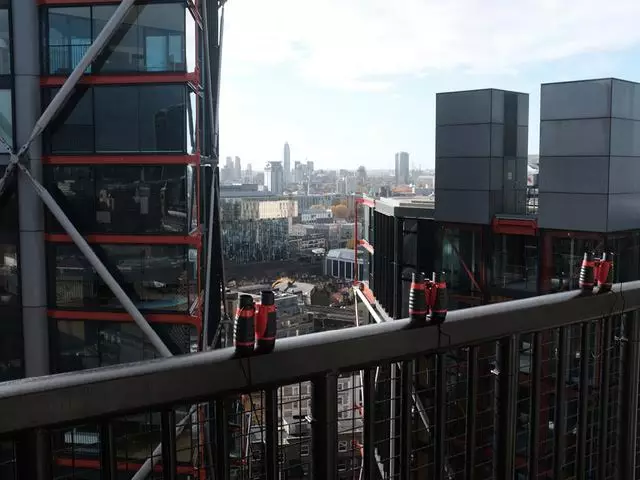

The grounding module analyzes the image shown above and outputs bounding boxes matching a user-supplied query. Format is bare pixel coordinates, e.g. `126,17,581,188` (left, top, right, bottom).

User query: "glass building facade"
26,1,204,476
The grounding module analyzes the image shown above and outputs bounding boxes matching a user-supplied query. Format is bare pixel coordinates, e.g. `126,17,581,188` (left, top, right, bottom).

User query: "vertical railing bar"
265,388,279,480
389,363,397,478
620,311,640,478
465,346,478,480
497,335,518,479
363,368,377,479
598,317,612,480
99,421,116,480
435,353,446,480
161,409,177,480
312,373,338,480
553,327,568,478
529,332,541,479
577,321,591,479
215,399,230,480
399,361,413,480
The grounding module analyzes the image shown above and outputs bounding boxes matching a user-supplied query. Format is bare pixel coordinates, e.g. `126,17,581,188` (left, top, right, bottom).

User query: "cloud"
222,0,640,90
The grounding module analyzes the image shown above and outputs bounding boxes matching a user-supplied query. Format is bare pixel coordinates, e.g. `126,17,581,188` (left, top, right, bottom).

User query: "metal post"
434,353,446,480
362,368,377,479
215,399,230,480
265,388,279,480
529,332,541,478
553,327,568,477
161,410,177,480
399,361,412,480
99,422,116,480
465,346,478,480
496,335,518,479
598,317,612,480
620,311,640,478
312,373,338,480
576,322,591,479
389,363,397,478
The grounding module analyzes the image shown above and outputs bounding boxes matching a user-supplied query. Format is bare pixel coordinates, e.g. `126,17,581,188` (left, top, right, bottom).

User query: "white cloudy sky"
218,0,640,170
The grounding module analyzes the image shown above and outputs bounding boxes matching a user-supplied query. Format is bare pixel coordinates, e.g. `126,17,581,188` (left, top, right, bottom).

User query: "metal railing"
2,282,640,479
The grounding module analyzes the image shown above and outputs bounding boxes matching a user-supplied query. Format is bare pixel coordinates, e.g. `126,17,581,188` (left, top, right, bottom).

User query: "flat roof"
375,196,436,219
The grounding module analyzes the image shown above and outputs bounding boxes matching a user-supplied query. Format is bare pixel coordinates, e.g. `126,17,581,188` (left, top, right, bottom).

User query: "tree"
331,204,349,219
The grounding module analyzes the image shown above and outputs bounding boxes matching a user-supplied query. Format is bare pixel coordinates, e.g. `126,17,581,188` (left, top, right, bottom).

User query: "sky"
218,0,640,171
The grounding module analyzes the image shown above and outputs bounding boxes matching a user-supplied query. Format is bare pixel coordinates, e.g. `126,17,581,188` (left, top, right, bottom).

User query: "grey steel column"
12,0,48,380
11,3,49,479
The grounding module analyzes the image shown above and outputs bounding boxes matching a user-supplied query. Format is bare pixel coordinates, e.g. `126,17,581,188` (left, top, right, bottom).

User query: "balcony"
1,282,640,479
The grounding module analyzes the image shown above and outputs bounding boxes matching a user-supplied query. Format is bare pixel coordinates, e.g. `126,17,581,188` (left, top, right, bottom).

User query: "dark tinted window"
0,2,9,76
53,319,196,373
44,84,190,154
45,86,94,153
46,165,191,234
43,3,187,75
51,243,198,312
46,7,91,75
93,5,139,73
94,86,139,152
0,166,18,231
139,84,185,152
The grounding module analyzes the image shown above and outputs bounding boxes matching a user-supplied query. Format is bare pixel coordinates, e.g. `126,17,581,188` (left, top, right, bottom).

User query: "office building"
234,155,241,181
265,160,284,194
284,141,291,184
0,1,203,477
394,151,409,185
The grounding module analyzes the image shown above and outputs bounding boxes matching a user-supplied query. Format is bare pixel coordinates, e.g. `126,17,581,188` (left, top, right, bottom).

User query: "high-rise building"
283,142,291,184
307,160,314,173
395,151,410,185
4,1,202,476
234,155,241,180
264,161,284,194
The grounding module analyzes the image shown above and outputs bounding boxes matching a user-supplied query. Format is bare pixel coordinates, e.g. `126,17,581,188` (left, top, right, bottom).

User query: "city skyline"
219,0,640,170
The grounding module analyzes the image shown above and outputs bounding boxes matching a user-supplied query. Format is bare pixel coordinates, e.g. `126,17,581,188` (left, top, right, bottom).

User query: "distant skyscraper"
283,142,291,184
246,163,253,182
264,161,284,194
307,160,314,173
395,152,410,185
234,156,241,181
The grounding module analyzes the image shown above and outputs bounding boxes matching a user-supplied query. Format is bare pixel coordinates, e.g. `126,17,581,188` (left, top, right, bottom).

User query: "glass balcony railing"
1,281,639,479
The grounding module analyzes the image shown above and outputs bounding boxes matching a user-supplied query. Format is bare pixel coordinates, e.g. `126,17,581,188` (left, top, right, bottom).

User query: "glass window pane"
47,7,91,75
54,320,196,373
185,8,197,72
94,86,139,152
0,6,9,75
138,3,185,72
0,89,11,151
92,5,140,73
0,244,19,306
52,244,192,312
139,84,185,152
187,90,196,154
47,166,95,232
46,86,94,153
0,166,17,230
95,165,189,234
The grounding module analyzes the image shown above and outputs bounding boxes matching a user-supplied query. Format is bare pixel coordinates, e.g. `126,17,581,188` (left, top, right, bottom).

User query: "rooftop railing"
2,281,640,479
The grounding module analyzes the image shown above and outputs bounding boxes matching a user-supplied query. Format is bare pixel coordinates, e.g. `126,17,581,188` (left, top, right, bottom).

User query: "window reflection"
491,234,538,293
54,319,197,373
52,244,197,312
0,4,10,75
0,166,18,230
44,3,189,75
47,165,193,234
46,7,92,75
45,84,190,154
0,244,18,305
0,90,12,151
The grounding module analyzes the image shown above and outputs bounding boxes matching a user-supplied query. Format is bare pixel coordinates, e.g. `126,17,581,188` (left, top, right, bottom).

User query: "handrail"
1,280,638,435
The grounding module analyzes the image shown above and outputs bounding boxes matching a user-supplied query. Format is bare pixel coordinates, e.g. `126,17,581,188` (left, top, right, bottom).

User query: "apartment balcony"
1,282,640,479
